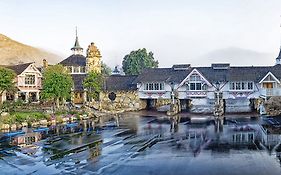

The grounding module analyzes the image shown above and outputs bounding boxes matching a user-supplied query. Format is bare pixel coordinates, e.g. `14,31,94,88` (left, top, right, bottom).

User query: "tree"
101,62,112,76
41,65,73,110
122,48,159,75
83,71,103,101
0,67,16,103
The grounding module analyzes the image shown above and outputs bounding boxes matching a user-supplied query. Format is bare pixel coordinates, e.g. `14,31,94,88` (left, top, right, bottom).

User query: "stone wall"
265,96,281,116
97,91,147,113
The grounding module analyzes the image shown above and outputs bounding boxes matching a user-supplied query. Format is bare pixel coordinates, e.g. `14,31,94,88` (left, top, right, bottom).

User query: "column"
36,92,40,101
14,92,18,102
25,92,29,103
83,91,87,103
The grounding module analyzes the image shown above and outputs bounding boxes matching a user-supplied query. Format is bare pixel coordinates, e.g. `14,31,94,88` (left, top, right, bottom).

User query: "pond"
0,111,281,175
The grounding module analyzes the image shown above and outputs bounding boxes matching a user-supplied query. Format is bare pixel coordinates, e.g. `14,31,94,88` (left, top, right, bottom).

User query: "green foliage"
101,62,112,76
83,71,103,101
41,65,73,108
1,100,23,112
122,48,159,75
0,112,47,124
0,67,16,96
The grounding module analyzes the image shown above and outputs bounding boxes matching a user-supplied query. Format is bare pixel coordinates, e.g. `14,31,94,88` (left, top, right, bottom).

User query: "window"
25,75,35,85
230,81,254,90
230,82,235,90
73,66,80,73
248,82,253,90
190,83,195,90
144,82,164,91
196,83,201,90
80,67,86,73
236,82,241,90
190,75,201,81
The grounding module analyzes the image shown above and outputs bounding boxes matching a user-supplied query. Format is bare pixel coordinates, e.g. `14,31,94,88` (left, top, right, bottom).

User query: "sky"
0,0,281,68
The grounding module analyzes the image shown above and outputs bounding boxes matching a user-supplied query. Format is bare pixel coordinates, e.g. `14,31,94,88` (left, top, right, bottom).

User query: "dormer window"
73,66,80,73
144,82,164,91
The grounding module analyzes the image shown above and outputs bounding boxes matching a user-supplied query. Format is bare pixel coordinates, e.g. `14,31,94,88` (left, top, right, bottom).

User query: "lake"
0,111,281,175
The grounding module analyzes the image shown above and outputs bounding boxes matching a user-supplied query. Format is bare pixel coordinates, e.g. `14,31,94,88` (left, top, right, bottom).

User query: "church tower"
86,42,102,73
71,28,83,55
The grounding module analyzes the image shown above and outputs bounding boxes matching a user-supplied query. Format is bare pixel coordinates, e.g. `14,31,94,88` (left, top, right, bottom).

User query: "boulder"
265,96,281,116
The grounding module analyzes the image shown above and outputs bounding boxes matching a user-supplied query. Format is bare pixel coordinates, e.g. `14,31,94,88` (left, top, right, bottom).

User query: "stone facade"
98,91,147,113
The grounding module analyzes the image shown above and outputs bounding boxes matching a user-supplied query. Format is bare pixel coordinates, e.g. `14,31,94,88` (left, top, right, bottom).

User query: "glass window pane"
196,83,201,90
190,83,195,90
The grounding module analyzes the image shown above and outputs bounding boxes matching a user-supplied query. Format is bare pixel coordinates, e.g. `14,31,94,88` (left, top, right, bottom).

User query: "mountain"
196,47,276,66
0,34,61,66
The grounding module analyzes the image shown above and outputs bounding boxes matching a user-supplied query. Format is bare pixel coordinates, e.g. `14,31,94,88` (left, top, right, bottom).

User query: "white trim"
177,69,212,89
259,72,280,84
19,63,42,77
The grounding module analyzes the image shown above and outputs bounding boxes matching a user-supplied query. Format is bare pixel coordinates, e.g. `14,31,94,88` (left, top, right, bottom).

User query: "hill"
0,34,61,66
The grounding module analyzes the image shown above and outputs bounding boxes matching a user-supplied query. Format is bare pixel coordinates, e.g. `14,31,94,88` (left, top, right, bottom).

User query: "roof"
71,36,83,50
133,64,280,84
5,62,33,75
72,74,87,91
104,75,137,91
59,54,86,67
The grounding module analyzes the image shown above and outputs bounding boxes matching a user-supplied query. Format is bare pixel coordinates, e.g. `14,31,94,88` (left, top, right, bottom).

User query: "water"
0,111,281,175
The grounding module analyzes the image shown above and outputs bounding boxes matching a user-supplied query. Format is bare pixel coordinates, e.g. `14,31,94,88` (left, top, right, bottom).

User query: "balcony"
260,88,281,97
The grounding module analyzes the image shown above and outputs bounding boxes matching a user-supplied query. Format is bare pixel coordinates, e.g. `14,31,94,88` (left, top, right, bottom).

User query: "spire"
71,27,83,55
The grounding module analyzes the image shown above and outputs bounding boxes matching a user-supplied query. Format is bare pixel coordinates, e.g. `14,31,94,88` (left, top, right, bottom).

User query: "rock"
265,96,281,116
22,122,28,127
1,124,10,130
39,119,48,125
1,112,9,117
10,124,17,131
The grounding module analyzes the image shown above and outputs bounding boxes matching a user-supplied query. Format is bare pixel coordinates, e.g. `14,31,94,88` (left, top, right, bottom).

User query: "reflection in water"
0,113,281,174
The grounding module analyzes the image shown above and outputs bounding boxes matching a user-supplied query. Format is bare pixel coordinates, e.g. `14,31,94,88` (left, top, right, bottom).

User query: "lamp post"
170,81,175,105
215,81,220,105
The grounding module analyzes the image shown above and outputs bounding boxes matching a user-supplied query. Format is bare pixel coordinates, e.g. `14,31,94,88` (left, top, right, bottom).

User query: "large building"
59,30,102,104
100,47,281,113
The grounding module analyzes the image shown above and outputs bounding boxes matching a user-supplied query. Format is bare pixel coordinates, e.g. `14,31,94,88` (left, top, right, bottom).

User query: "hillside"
0,34,61,66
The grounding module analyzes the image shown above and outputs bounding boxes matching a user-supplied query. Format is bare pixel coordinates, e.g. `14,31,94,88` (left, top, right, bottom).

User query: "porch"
260,88,281,97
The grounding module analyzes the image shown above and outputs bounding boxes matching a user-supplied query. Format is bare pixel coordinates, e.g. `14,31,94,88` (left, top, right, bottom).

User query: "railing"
260,88,281,97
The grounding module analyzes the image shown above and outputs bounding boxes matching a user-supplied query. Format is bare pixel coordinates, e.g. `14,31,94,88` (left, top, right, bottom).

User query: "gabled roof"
259,72,280,84
6,62,33,75
104,75,137,91
59,54,86,67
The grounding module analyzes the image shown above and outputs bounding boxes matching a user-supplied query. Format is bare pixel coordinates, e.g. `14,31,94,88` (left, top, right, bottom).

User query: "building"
59,29,102,104
0,62,42,103
99,47,281,114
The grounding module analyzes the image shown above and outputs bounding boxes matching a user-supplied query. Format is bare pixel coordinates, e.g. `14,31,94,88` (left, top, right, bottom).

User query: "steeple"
71,27,83,55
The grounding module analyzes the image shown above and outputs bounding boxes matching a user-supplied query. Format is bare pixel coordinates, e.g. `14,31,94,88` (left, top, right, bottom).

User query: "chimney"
43,59,48,68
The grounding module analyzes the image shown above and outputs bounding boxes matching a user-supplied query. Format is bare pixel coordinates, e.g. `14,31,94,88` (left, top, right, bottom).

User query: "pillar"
36,92,40,101
14,92,18,102
83,91,87,103
25,92,29,103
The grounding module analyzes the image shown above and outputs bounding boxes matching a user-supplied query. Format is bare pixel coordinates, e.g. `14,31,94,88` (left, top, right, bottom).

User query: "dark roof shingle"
104,75,137,91
60,54,86,66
